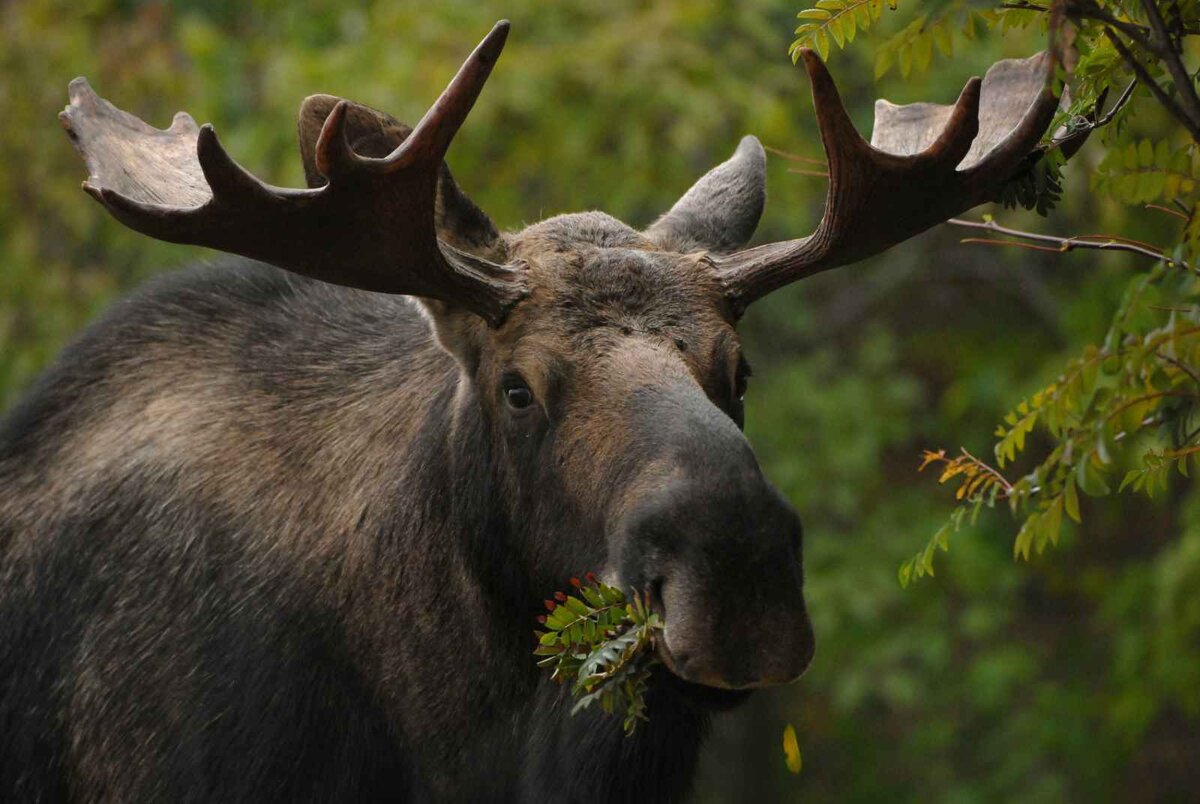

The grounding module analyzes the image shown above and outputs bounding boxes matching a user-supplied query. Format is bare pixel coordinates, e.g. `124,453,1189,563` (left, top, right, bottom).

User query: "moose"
0,19,1070,803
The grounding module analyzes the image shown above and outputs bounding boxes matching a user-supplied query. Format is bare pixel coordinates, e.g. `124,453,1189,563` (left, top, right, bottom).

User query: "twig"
1105,390,1198,423
1105,29,1200,142
764,145,826,166
1075,232,1167,250
787,168,831,178
1146,203,1190,220
947,217,1193,270
959,447,1015,495
1093,80,1137,128
1157,351,1200,386
1043,81,1131,156
959,238,1068,254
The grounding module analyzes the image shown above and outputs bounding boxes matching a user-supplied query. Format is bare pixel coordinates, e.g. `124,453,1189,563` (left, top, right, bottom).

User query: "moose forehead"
505,212,732,346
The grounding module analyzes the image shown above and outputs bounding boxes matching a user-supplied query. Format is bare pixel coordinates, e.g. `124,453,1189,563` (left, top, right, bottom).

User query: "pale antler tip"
169,111,200,134
67,77,96,104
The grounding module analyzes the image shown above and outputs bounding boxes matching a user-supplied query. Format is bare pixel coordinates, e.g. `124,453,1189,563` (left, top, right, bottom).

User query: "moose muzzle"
617,388,815,691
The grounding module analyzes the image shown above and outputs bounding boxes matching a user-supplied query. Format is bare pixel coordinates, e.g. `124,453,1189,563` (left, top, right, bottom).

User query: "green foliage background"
2,0,1197,799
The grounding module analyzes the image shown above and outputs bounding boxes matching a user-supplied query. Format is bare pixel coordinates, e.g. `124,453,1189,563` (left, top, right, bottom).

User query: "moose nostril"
647,576,666,619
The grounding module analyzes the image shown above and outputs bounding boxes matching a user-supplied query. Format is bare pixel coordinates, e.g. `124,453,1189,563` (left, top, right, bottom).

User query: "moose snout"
621,475,815,691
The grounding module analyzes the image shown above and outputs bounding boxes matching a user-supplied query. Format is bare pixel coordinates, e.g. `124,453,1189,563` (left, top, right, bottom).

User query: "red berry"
585,572,598,583
536,615,547,624
544,599,556,611
569,577,582,588
554,591,567,602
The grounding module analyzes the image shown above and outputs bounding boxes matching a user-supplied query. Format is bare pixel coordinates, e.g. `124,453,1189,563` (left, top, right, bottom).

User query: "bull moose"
0,19,1069,803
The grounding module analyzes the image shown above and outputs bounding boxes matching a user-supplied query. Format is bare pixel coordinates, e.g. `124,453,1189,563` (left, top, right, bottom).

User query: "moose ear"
297,94,504,259
645,135,766,255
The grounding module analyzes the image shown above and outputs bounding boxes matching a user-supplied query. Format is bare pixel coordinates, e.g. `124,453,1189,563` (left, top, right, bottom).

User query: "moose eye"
503,376,535,411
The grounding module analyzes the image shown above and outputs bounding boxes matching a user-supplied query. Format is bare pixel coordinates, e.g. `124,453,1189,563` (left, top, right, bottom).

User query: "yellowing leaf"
783,724,803,774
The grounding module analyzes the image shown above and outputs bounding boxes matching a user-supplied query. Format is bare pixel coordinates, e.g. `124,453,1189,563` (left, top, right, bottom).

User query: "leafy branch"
533,574,664,735
791,0,897,62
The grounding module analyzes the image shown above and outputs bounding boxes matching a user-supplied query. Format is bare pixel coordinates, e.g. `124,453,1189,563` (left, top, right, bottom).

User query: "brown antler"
60,21,525,326
715,46,1067,312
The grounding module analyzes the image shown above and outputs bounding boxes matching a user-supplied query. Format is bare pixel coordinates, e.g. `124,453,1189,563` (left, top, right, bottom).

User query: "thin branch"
786,168,831,178
1075,232,1168,250
1011,0,1200,36
1105,29,1200,142
1146,203,1190,220
1106,390,1198,423
959,447,1015,494
1043,81,1131,154
959,237,1069,254
1139,0,1200,130
947,217,1193,270
1157,351,1200,386
1073,0,1160,51
764,145,826,166
1093,80,1137,128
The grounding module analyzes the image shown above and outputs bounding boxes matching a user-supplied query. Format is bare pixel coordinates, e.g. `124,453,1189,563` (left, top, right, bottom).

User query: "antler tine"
310,21,510,184
714,37,1069,313
61,21,526,326
195,124,282,202
924,78,982,169
799,49,872,167
368,20,510,174
314,100,361,180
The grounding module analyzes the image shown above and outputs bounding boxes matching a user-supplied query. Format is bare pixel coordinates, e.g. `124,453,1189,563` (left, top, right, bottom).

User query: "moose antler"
715,46,1068,312
60,21,525,326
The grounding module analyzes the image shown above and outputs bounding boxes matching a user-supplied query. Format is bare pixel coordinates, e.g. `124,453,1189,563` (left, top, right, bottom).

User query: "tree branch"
1139,0,1200,130
946,217,1193,271
1070,0,1161,51
1104,29,1200,142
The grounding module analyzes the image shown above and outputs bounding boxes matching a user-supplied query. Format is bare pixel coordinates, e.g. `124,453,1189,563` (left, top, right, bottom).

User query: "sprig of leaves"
914,265,1200,582
791,0,897,62
533,574,664,735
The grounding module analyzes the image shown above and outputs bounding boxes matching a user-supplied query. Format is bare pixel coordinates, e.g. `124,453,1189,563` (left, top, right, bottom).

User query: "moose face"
429,213,814,691
61,19,1065,694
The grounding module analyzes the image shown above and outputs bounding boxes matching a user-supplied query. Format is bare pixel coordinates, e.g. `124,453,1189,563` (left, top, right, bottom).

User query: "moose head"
59,20,1067,693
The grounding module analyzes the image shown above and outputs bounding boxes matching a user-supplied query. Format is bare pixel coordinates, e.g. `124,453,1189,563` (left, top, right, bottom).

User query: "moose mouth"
653,656,753,712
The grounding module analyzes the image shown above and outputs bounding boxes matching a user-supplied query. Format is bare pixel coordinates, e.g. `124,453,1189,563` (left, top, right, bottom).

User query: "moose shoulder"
1,20,1071,803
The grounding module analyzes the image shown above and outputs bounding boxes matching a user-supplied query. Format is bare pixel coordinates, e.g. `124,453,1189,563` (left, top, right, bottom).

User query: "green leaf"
1064,474,1082,523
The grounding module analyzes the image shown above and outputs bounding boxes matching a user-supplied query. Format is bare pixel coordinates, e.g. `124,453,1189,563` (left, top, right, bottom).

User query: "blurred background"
2,0,1197,800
